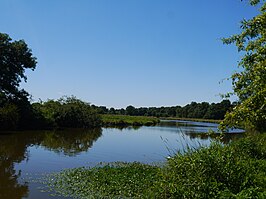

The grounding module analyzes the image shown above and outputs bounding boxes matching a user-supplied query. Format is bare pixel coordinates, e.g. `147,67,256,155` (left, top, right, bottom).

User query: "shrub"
0,103,19,130
37,96,102,129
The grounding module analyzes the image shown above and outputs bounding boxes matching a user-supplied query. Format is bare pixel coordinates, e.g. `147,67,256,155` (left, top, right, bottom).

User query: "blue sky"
0,0,260,108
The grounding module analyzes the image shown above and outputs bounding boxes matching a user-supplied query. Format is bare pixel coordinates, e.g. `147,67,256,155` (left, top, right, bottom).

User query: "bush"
37,96,102,129
0,103,19,130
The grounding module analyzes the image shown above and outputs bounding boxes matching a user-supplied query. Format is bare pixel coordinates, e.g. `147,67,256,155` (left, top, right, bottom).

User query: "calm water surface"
0,120,243,199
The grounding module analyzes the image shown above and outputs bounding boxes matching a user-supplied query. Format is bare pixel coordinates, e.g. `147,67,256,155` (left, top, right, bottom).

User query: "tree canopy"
0,33,37,102
221,0,266,131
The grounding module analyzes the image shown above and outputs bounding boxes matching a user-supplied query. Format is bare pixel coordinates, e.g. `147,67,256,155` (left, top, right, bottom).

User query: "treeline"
92,100,233,120
0,96,232,131
0,96,101,131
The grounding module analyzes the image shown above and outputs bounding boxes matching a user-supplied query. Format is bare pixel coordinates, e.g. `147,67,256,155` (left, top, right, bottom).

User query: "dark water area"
0,120,243,199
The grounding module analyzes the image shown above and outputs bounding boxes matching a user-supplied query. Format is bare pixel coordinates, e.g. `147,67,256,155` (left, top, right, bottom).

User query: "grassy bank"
45,133,266,198
101,114,160,127
161,117,222,123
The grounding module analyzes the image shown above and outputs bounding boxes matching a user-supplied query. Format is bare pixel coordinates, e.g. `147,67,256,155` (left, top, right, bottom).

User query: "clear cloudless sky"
0,0,260,108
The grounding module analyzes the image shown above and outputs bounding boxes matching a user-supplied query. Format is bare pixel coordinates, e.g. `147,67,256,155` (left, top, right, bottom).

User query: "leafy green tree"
221,0,266,131
0,33,36,102
0,33,38,130
126,105,136,116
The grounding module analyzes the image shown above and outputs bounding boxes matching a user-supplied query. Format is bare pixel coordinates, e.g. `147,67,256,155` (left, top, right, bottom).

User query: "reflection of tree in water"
41,128,102,156
104,126,141,131
0,129,102,198
0,132,35,199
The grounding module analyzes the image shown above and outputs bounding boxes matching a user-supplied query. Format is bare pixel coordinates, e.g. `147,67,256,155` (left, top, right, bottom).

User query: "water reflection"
186,132,243,144
158,120,244,144
104,125,141,131
0,128,102,199
41,128,102,156
160,120,218,128
0,133,31,199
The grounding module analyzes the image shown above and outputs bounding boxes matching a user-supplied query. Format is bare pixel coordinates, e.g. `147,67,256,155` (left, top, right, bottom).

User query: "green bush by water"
33,96,102,129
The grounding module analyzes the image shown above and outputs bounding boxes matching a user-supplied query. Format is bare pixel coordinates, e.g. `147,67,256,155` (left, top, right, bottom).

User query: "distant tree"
221,0,266,131
176,106,182,117
126,105,136,116
117,108,126,115
98,106,108,114
0,33,37,102
109,107,116,115
138,107,148,116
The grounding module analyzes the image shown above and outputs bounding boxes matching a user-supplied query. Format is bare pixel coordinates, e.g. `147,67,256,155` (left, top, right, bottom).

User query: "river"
0,120,243,199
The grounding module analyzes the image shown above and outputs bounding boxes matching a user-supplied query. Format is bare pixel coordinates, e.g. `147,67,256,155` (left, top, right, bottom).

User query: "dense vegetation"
32,96,101,129
93,100,232,120
221,0,266,131
45,133,266,198
0,95,101,130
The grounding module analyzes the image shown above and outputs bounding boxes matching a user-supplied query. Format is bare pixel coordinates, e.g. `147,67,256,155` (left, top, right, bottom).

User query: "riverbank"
45,132,266,198
160,117,222,123
101,114,160,127
101,114,220,128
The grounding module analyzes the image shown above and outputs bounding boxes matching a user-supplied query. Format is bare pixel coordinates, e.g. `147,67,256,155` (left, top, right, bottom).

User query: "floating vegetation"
43,162,161,198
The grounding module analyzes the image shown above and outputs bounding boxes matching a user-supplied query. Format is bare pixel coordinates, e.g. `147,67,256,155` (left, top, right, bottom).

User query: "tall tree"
0,33,37,103
221,0,266,131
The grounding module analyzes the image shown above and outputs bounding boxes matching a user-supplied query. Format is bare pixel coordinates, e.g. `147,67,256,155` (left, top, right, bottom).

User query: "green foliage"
221,0,266,131
0,33,44,130
101,114,160,127
35,96,102,129
45,133,266,198
126,105,137,116
0,103,19,130
0,33,36,101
